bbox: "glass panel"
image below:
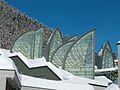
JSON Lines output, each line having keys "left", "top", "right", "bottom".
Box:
{"left": 68, "top": 35, "right": 78, "bottom": 41}
{"left": 48, "top": 30, "right": 63, "bottom": 60}
{"left": 51, "top": 41, "right": 74, "bottom": 68}
{"left": 102, "top": 42, "right": 114, "bottom": 69}
{"left": 34, "top": 29, "right": 43, "bottom": 58}
{"left": 12, "top": 28, "right": 43, "bottom": 59}
{"left": 64, "top": 30, "right": 94, "bottom": 79}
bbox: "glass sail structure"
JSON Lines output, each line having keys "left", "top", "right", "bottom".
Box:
{"left": 45, "top": 28, "right": 63, "bottom": 61}
{"left": 12, "top": 28, "right": 44, "bottom": 59}
{"left": 68, "top": 34, "right": 78, "bottom": 41}
{"left": 63, "top": 30, "right": 95, "bottom": 79}
{"left": 102, "top": 41, "right": 114, "bottom": 69}
{"left": 50, "top": 41, "right": 75, "bottom": 68}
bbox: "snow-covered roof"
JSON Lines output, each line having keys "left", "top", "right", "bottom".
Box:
{"left": 21, "top": 74, "right": 94, "bottom": 90}
{"left": 60, "top": 69, "right": 108, "bottom": 86}
{"left": 0, "top": 55, "right": 21, "bottom": 81}
{"left": 9, "top": 52, "right": 47, "bottom": 68}
{"left": 0, "top": 56, "right": 15, "bottom": 70}
{"left": 95, "top": 67, "right": 118, "bottom": 73}
{"left": 71, "top": 75, "right": 108, "bottom": 86}
{"left": 0, "top": 48, "right": 111, "bottom": 88}
{"left": 9, "top": 52, "right": 64, "bottom": 80}
{"left": 95, "top": 76, "right": 112, "bottom": 84}
{"left": 0, "top": 50, "right": 94, "bottom": 90}
{"left": 0, "top": 49, "right": 10, "bottom": 56}
{"left": 9, "top": 52, "right": 109, "bottom": 86}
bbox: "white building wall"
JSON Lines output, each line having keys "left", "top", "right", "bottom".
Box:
{"left": 0, "top": 77, "right": 6, "bottom": 90}
{"left": 21, "top": 86, "right": 55, "bottom": 90}
{"left": 92, "top": 85, "right": 106, "bottom": 90}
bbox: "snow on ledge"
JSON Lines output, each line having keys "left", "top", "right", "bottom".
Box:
{"left": 0, "top": 56, "right": 17, "bottom": 70}
{"left": 0, "top": 49, "right": 10, "bottom": 56}
{"left": 95, "top": 76, "right": 112, "bottom": 84}
{"left": 114, "top": 59, "right": 118, "bottom": 62}
{"left": 95, "top": 67, "right": 118, "bottom": 73}
{"left": 0, "top": 55, "right": 21, "bottom": 81}
{"left": 20, "top": 74, "right": 94, "bottom": 90}
{"left": 9, "top": 52, "right": 64, "bottom": 80}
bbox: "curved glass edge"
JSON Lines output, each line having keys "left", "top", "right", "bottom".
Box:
{"left": 102, "top": 41, "right": 114, "bottom": 69}
{"left": 68, "top": 34, "right": 78, "bottom": 41}
{"left": 51, "top": 41, "right": 75, "bottom": 68}
{"left": 63, "top": 30, "right": 95, "bottom": 79}
{"left": 12, "top": 28, "right": 43, "bottom": 59}
{"left": 45, "top": 29, "right": 63, "bottom": 61}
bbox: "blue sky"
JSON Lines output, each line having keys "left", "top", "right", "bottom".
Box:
{"left": 5, "top": 0, "right": 120, "bottom": 54}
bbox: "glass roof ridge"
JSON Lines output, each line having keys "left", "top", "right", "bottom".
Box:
{"left": 44, "top": 28, "right": 63, "bottom": 61}
{"left": 50, "top": 40, "right": 75, "bottom": 62}
{"left": 61, "top": 29, "right": 95, "bottom": 79}
{"left": 101, "top": 41, "right": 114, "bottom": 69}
{"left": 62, "top": 29, "right": 95, "bottom": 67}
